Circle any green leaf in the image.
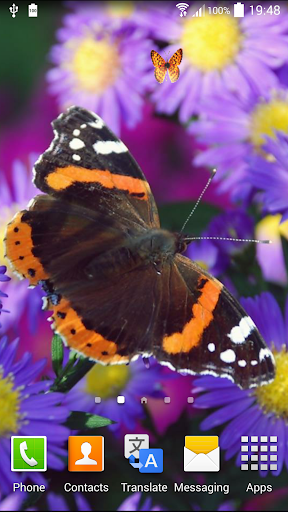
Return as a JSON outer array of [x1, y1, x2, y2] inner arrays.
[[51, 335, 64, 377], [65, 411, 114, 430], [159, 201, 220, 235], [51, 356, 95, 394]]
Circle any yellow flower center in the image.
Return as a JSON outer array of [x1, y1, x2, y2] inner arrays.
[[255, 348, 288, 418], [69, 37, 120, 94], [85, 364, 131, 400], [256, 214, 288, 243], [0, 369, 21, 437], [250, 99, 288, 147], [106, 1, 134, 18], [181, 14, 242, 71]]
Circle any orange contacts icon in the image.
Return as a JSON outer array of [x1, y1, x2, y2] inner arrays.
[[68, 436, 104, 472]]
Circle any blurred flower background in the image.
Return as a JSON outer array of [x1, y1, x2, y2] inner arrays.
[[1, 1, 288, 510]]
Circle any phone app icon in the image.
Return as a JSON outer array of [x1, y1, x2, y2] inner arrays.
[[11, 436, 47, 472], [68, 436, 104, 472]]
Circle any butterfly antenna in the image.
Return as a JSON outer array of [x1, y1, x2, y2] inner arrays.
[[184, 236, 271, 244], [180, 169, 271, 245], [180, 168, 216, 233]]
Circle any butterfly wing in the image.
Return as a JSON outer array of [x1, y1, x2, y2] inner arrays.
[[151, 50, 167, 83], [169, 48, 183, 67], [151, 50, 166, 68], [152, 254, 275, 389], [4, 107, 159, 362], [168, 48, 182, 83], [5, 193, 160, 364], [33, 106, 159, 229]]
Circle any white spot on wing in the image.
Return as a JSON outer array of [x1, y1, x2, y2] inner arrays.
[[93, 140, 128, 155], [73, 129, 80, 136], [220, 349, 236, 364], [72, 154, 81, 161], [89, 120, 104, 130], [259, 347, 274, 362], [238, 360, 247, 368], [208, 343, 215, 353], [81, 124, 87, 128], [42, 297, 48, 310], [251, 360, 258, 366], [91, 112, 104, 128], [69, 138, 85, 150], [228, 316, 256, 344]]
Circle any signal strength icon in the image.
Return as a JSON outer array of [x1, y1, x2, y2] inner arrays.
[[176, 3, 189, 17], [192, 4, 205, 17]]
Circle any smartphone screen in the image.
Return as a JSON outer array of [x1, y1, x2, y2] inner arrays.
[[0, 1, 287, 511]]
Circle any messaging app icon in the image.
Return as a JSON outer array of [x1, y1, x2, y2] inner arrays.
[[11, 436, 47, 472], [184, 436, 220, 472]]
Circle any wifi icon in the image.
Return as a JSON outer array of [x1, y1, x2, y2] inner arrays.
[[176, 3, 189, 17]]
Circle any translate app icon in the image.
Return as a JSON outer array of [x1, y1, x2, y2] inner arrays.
[[124, 434, 149, 460], [11, 436, 47, 472], [124, 434, 163, 473], [139, 449, 163, 473]]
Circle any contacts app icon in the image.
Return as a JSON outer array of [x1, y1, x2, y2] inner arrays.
[[68, 436, 104, 472]]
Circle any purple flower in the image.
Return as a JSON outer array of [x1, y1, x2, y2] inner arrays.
[[0, 492, 22, 512], [248, 133, 288, 221], [0, 267, 10, 286], [46, 491, 91, 511], [47, 10, 153, 134], [186, 209, 254, 277], [0, 159, 46, 335], [255, 214, 288, 285], [0, 491, 91, 511], [193, 292, 288, 476], [217, 502, 235, 512], [118, 492, 164, 511], [0, 267, 10, 327], [63, 357, 173, 434], [187, 239, 226, 277], [206, 209, 254, 256], [66, 1, 145, 33], [0, 336, 70, 496], [190, 88, 288, 201], [146, 5, 288, 123]]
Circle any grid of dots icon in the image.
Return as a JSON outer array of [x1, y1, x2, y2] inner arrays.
[[241, 436, 278, 471]]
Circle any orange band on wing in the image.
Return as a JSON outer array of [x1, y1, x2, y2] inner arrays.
[[51, 298, 129, 364], [46, 166, 149, 200], [162, 276, 221, 354], [4, 212, 49, 285]]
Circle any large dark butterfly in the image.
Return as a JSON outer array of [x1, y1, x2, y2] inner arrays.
[[4, 106, 275, 389]]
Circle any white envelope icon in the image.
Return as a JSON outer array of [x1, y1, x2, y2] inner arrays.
[[184, 436, 220, 472]]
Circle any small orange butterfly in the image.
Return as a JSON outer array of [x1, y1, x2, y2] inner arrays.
[[151, 48, 183, 84]]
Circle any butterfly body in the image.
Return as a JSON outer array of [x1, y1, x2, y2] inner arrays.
[[4, 106, 275, 389], [151, 49, 183, 83]]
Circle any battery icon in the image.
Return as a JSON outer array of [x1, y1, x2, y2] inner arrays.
[[234, 2, 245, 17]]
